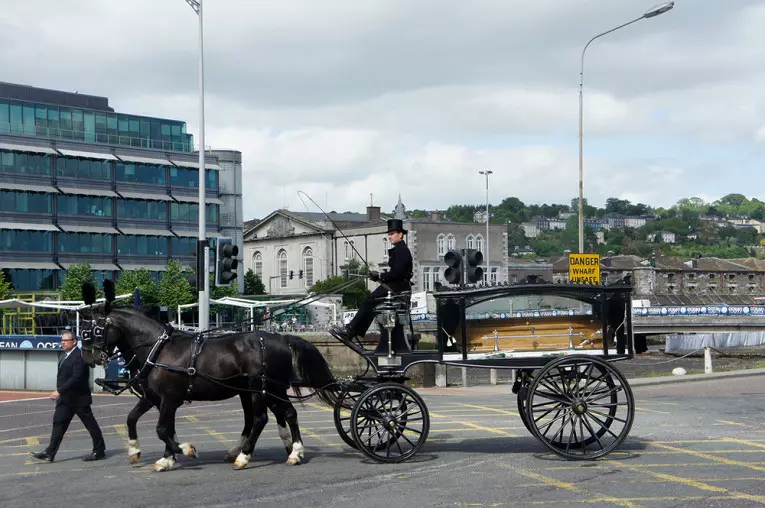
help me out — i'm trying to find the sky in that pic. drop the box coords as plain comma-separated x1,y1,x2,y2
2,0,764,220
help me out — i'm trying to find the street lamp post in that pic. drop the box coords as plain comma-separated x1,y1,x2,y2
479,170,493,283
578,1,674,254
184,0,209,330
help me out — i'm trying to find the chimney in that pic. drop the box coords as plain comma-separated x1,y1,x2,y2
366,205,381,222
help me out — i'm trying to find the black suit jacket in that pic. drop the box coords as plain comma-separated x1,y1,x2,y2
57,348,92,407
379,240,413,292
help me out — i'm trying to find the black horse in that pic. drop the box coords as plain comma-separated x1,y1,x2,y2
81,295,339,472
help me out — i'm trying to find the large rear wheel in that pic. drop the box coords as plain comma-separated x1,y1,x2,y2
526,356,634,460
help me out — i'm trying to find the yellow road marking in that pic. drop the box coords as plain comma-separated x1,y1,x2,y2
495,460,644,508
185,415,200,423
453,403,518,416
650,442,765,473
716,420,750,427
25,437,39,446
610,460,765,505
200,426,234,445
114,424,128,437
722,438,765,450
457,421,521,438
634,406,670,414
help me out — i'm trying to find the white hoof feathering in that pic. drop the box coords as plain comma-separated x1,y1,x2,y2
179,442,197,458
127,439,141,464
153,456,177,472
224,436,246,462
233,452,251,470
286,442,304,465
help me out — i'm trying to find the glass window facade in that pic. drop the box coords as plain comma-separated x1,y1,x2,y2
117,235,168,256
58,233,112,254
171,237,197,256
0,191,52,213
170,167,218,189
170,203,218,223
0,150,51,175
0,99,194,152
117,199,167,220
58,195,111,217
0,230,53,251
56,156,110,180
116,162,167,185
2,269,62,291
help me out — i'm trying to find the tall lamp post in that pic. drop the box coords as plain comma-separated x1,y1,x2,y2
578,1,674,254
184,0,209,330
479,170,493,283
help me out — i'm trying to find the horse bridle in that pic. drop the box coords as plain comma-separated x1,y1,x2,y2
81,316,113,366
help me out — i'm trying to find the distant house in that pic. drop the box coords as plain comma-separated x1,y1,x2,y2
646,231,676,244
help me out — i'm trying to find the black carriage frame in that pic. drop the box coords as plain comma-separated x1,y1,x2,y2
331,280,637,463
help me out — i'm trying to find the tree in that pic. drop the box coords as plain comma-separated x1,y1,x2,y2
244,269,266,295
116,268,158,305
157,259,194,319
0,270,11,300
310,271,370,309
59,261,100,301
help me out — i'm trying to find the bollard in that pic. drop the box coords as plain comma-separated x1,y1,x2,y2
490,368,498,385
462,367,469,387
704,346,713,374
435,364,447,388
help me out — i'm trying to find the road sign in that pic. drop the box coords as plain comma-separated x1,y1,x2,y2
569,253,600,284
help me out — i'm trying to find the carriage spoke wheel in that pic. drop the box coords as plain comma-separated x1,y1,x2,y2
350,383,430,463
334,386,366,450
526,356,634,460
515,370,534,432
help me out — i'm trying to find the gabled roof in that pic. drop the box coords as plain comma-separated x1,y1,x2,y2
243,209,330,240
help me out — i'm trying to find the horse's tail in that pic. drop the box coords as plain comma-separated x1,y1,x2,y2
284,335,340,407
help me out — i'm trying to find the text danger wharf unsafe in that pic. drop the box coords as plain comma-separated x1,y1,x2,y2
569,254,600,284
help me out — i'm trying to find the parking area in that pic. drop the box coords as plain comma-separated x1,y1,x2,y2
1,377,765,507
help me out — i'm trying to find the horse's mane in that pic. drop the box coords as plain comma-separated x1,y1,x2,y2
111,308,195,341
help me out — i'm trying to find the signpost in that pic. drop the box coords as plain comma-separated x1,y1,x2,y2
569,253,601,284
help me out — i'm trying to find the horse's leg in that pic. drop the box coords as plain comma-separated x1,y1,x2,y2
153,400,185,472
126,397,153,464
233,395,268,470
224,393,254,462
269,396,305,466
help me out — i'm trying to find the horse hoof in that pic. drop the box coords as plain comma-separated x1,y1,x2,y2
129,452,141,465
232,452,250,470
127,439,141,464
153,457,176,472
180,443,197,458
286,457,301,466
223,453,236,463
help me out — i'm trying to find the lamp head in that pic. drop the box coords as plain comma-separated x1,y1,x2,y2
644,1,674,18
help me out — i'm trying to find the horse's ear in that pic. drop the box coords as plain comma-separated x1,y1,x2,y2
82,283,97,306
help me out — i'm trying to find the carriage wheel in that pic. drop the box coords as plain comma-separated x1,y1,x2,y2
526,355,634,460
350,383,430,463
515,370,533,432
333,387,365,450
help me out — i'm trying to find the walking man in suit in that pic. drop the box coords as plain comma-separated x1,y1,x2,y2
31,330,106,462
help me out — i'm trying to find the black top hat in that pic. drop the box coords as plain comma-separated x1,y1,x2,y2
386,219,407,234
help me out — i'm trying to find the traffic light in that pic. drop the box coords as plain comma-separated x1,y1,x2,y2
466,249,484,283
215,237,239,286
299,269,303,279
444,249,463,285
289,270,294,280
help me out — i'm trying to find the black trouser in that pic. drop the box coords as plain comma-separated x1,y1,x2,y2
349,285,398,337
45,400,105,457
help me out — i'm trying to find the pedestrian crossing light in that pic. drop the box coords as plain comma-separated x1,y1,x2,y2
215,237,239,287
299,269,304,279
443,249,463,285
289,270,294,280
466,249,483,284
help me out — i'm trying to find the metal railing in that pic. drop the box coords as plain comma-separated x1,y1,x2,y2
0,122,194,153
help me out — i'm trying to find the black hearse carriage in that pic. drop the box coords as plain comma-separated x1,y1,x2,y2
331,278,635,463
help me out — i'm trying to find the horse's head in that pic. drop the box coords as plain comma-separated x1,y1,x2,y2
80,280,119,367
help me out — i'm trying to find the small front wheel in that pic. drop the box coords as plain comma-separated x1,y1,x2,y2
350,383,430,463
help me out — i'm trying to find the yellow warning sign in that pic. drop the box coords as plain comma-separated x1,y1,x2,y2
569,253,600,284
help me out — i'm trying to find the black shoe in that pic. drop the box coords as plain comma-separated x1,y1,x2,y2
82,451,106,462
30,451,54,462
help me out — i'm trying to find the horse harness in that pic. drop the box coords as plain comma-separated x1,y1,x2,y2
88,317,271,402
